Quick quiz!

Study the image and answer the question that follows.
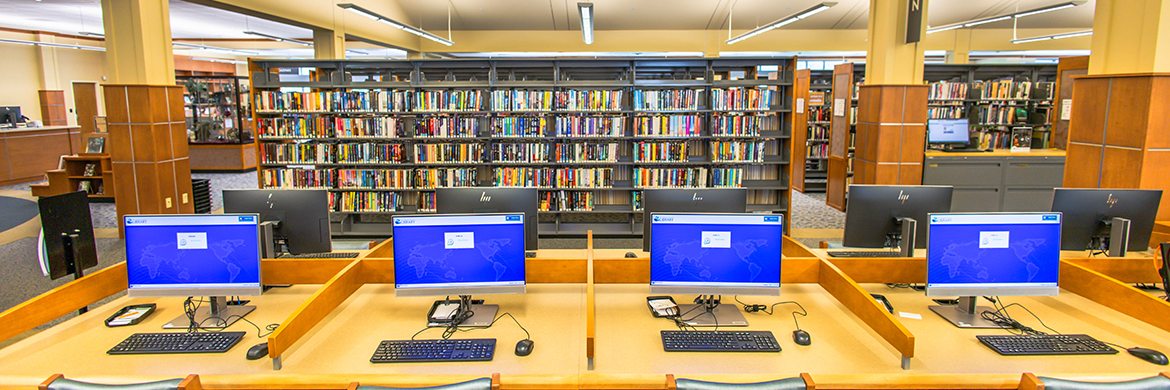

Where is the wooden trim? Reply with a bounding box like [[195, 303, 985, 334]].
[[665, 374, 676, 390], [366, 238, 395, 258], [784, 236, 819, 258], [1061, 257, 1162, 284], [1059, 260, 1170, 334], [817, 259, 915, 359], [346, 382, 359, 390], [1071, 72, 1170, 80], [491, 373, 501, 390], [179, 375, 203, 390], [261, 258, 358, 285], [1018, 373, 1043, 390], [38, 374, 63, 390], [800, 373, 815, 390], [586, 231, 596, 361], [822, 257, 926, 284], [268, 259, 365, 360], [0, 263, 127, 343]]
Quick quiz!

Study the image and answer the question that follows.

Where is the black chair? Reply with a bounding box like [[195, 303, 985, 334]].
[[351, 377, 495, 390], [1021, 373, 1170, 390], [668, 374, 810, 390], [39, 374, 198, 390]]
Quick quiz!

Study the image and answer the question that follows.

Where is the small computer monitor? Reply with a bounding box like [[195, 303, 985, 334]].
[[927, 118, 970, 144], [436, 188, 538, 251], [124, 214, 262, 329], [925, 212, 1061, 328], [642, 188, 748, 252], [0, 106, 21, 127], [222, 189, 331, 256], [37, 191, 98, 280], [1051, 188, 1163, 254], [843, 185, 953, 249]]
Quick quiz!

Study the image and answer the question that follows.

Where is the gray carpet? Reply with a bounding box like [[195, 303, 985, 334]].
[[0, 196, 38, 232]]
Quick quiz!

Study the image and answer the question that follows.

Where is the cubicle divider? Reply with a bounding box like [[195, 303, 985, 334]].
[[0, 262, 128, 343], [586, 232, 596, 370], [1059, 260, 1170, 333]]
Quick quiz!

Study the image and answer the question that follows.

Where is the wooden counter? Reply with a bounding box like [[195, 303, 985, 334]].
[[924, 149, 1066, 157], [189, 141, 257, 172], [0, 125, 81, 186]]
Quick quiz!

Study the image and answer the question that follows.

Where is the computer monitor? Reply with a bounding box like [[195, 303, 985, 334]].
[[649, 213, 783, 327], [1051, 188, 1163, 256], [124, 214, 262, 329], [222, 189, 331, 256], [0, 106, 21, 128], [925, 212, 1062, 328], [392, 213, 526, 327], [436, 188, 538, 253], [642, 188, 748, 252], [927, 118, 970, 145], [37, 191, 99, 280], [843, 185, 954, 253]]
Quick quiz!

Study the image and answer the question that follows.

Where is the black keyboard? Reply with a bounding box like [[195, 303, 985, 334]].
[[977, 334, 1119, 356], [661, 330, 781, 352], [107, 332, 245, 355], [370, 338, 496, 363], [938, 148, 989, 153], [278, 252, 361, 259], [827, 250, 903, 258]]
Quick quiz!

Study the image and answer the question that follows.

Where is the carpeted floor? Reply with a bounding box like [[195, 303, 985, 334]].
[[0, 196, 38, 232]]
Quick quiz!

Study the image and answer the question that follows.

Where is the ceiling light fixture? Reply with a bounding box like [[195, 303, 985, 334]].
[[346, 49, 370, 55], [0, 38, 105, 51], [1011, 30, 1092, 44], [78, 32, 105, 38], [926, 0, 1086, 34], [243, 31, 312, 46], [726, 2, 837, 45], [578, 3, 594, 45], [189, 57, 247, 65], [337, 3, 454, 46], [172, 42, 259, 55]]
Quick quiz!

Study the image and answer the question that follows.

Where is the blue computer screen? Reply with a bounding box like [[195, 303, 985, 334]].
[[649, 214, 782, 288], [392, 214, 526, 290], [124, 215, 262, 290], [927, 213, 1061, 290], [928, 118, 970, 143]]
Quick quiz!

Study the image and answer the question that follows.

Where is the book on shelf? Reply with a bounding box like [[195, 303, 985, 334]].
[[493, 167, 555, 188], [712, 114, 771, 136], [261, 143, 334, 164], [256, 90, 412, 113], [976, 78, 1032, 100], [634, 141, 688, 162], [633, 167, 708, 188], [418, 192, 437, 213], [338, 169, 415, 190], [259, 117, 403, 139], [414, 143, 483, 164], [807, 126, 829, 140], [416, 168, 478, 189], [414, 117, 479, 138], [633, 115, 700, 137], [492, 116, 547, 138], [555, 115, 624, 137], [554, 142, 618, 163], [632, 190, 643, 211], [330, 191, 401, 212], [807, 106, 831, 122], [337, 143, 410, 164], [928, 82, 969, 100], [540, 190, 596, 211], [555, 90, 622, 111], [711, 87, 774, 111], [555, 168, 613, 188], [491, 90, 553, 112], [807, 143, 829, 159], [711, 141, 764, 163], [493, 143, 549, 163], [633, 89, 702, 111], [262, 168, 335, 189], [928, 106, 965, 119]]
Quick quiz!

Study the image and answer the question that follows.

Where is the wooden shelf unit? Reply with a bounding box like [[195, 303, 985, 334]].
[[31, 154, 113, 200], [249, 58, 795, 237]]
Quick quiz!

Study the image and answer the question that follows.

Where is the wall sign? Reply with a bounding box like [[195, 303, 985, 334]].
[[906, 0, 924, 44]]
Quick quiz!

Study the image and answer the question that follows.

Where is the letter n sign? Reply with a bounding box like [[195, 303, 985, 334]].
[[906, 0, 924, 43]]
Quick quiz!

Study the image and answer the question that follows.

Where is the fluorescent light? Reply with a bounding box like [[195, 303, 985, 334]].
[[346, 49, 369, 55], [727, 2, 837, 45], [337, 3, 453, 46], [0, 38, 105, 51], [243, 31, 312, 46], [78, 32, 105, 37], [927, 1, 1086, 34], [578, 3, 594, 45], [173, 42, 258, 55], [189, 57, 246, 65], [1012, 30, 1092, 44]]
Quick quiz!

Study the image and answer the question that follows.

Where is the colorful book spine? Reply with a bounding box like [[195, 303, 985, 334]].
[[491, 90, 554, 111], [633, 89, 701, 111], [418, 192, 437, 212], [261, 168, 334, 189], [540, 190, 594, 211], [633, 115, 700, 137], [261, 143, 333, 164], [710, 168, 744, 188], [555, 168, 612, 188], [492, 117, 546, 138], [414, 143, 483, 163], [555, 115, 624, 137], [414, 117, 479, 138], [711, 141, 764, 162], [415, 168, 479, 188], [711, 87, 773, 111], [711, 114, 768, 136], [413, 90, 483, 112], [634, 141, 688, 162], [493, 167, 555, 188], [493, 143, 549, 163], [632, 167, 708, 188], [336, 169, 414, 189], [335, 143, 409, 164], [554, 142, 618, 162], [330, 191, 400, 212], [555, 90, 622, 111]]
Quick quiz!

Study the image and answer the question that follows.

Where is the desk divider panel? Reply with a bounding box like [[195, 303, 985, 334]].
[[820, 257, 926, 284], [0, 262, 128, 343], [816, 259, 916, 368], [267, 258, 366, 367], [783, 236, 820, 258], [1061, 257, 1162, 284], [1059, 260, 1170, 333], [586, 231, 596, 368]]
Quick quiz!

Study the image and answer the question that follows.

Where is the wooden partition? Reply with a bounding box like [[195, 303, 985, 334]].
[[0, 263, 127, 342], [792, 69, 811, 193], [586, 231, 596, 369], [825, 63, 855, 211]]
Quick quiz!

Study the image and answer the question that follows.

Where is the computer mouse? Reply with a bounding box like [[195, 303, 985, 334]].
[[624, 252, 638, 258], [1128, 347, 1169, 365], [792, 330, 811, 346], [515, 339, 534, 356], [246, 342, 269, 360]]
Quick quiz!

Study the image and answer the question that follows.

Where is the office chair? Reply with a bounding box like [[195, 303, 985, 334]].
[[1020, 373, 1170, 390], [351, 376, 497, 390], [668, 374, 811, 390], [39, 374, 199, 390]]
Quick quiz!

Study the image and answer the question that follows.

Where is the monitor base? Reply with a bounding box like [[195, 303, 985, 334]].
[[677, 304, 748, 327], [929, 305, 1005, 329], [163, 305, 256, 329], [427, 303, 499, 328]]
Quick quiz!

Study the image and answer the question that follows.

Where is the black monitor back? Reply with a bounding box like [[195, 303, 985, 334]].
[[642, 188, 748, 251], [1051, 188, 1162, 251], [436, 187, 539, 250], [222, 189, 332, 254], [843, 185, 953, 249], [38, 191, 98, 280], [0, 107, 20, 127]]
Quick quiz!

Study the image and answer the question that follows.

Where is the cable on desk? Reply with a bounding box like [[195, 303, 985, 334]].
[[181, 297, 280, 338], [410, 311, 532, 341], [735, 296, 808, 330], [979, 298, 1058, 336]]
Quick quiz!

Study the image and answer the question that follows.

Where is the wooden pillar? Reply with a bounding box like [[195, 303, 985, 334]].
[[792, 69, 811, 193], [314, 29, 346, 59], [826, 63, 856, 211], [37, 91, 67, 126], [1065, 0, 1170, 220]]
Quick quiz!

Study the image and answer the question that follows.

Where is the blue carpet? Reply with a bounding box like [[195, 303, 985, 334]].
[[0, 196, 38, 231]]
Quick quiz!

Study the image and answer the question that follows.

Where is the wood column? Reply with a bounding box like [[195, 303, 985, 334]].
[[853, 85, 928, 185], [72, 82, 99, 136], [38, 91, 67, 126], [792, 69, 810, 193], [826, 63, 856, 211], [314, 29, 345, 60]]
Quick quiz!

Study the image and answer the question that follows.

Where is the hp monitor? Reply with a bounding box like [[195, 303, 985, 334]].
[[37, 191, 98, 280], [436, 188, 538, 253], [927, 118, 970, 145], [649, 213, 783, 327], [843, 185, 953, 252], [1051, 188, 1162, 256], [0, 106, 21, 128], [925, 212, 1062, 328], [124, 214, 262, 329], [392, 213, 526, 327], [642, 189, 748, 252], [222, 189, 332, 256]]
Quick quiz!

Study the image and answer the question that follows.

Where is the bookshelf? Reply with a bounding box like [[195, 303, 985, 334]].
[[793, 69, 832, 193], [249, 58, 794, 237], [923, 64, 1058, 150], [825, 63, 862, 212]]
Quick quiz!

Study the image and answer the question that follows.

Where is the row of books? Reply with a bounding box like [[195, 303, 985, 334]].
[[336, 144, 410, 164], [255, 91, 410, 113], [338, 169, 415, 189], [261, 168, 334, 189], [415, 117, 479, 138], [711, 114, 772, 136], [555, 143, 619, 163], [633, 89, 702, 111], [412, 90, 484, 112], [807, 143, 829, 159], [711, 141, 765, 163], [258, 117, 403, 139], [634, 142, 688, 162], [633, 115, 701, 137], [632, 167, 708, 188], [928, 106, 966, 119], [261, 167, 480, 189], [558, 90, 623, 111], [976, 79, 1032, 100], [973, 130, 1012, 150], [710, 168, 745, 188], [491, 143, 623, 163], [540, 191, 596, 211], [807, 126, 829, 140], [711, 87, 774, 111], [490, 90, 554, 112], [416, 168, 479, 189], [928, 82, 969, 100], [494, 117, 547, 137], [415, 143, 484, 163], [554, 116, 624, 137], [808, 106, 831, 122], [975, 106, 1019, 125], [330, 191, 402, 212], [492, 167, 614, 188], [493, 143, 549, 163]]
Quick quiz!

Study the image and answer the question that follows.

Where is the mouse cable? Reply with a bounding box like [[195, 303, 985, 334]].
[[979, 299, 1058, 336], [734, 296, 808, 330], [668, 305, 705, 332]]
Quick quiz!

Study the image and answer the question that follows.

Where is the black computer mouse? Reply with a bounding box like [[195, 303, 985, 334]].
[[246, 342, 269, 360], [625, 252, 638, 258], [792, 330, 811, 346], [515, 339, 534, 356], [1128, 347, 1169, 365]]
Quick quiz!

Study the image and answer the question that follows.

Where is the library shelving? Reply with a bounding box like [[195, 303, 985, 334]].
[[793, 69, 832, 193], [923, 64, 1057, 150], [249, 58, 794, 237], [825, 63, 862, 212]]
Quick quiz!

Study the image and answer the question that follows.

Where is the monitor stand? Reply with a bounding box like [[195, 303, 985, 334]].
[[163, 296, 255, 329], [1100, 217, 1131, 257], [427, 296, 499, 328], [929, 296, 1006, 329], [677, 296, 748, 327]]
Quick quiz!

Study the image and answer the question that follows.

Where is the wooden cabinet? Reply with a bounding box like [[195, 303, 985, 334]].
[[30, 155, 113, 200]]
